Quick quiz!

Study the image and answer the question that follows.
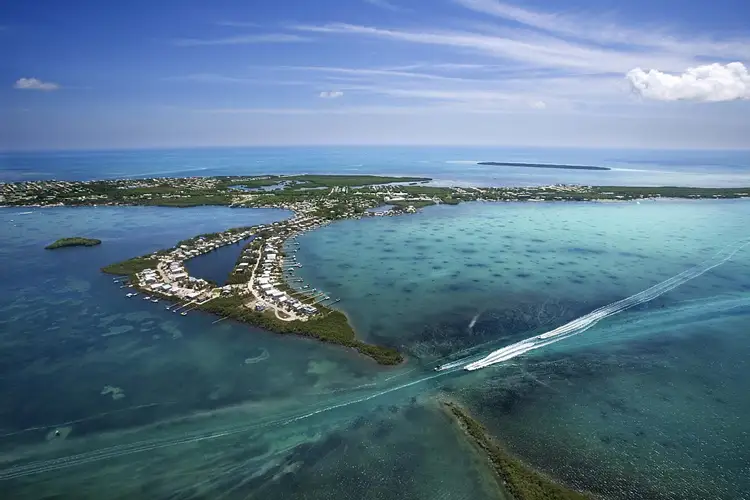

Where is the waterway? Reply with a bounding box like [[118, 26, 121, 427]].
[[0, 200, 748, 499], [184, 236, 254, 285]]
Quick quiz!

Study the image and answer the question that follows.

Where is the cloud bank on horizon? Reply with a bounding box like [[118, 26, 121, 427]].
[[3, 0, 749, 149]]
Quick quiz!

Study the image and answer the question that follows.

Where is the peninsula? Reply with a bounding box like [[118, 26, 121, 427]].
[[6, 174, 750, 364], [478, 162, 610, 171], [45, 237, 102, 250]]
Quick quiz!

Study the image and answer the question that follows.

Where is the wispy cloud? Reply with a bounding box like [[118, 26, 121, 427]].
[[294, 23, 698, 74], [215, 21, 260, 28], [163, 73, 310, 86], [172, 33, 311, 46], [198, 103, 479, 115], [176, 1, 748, 118], [14, 77, 60, 91], [364, 0, 407, 12], [290, 0, 750, 113], [453, 0, 750, 59], [319, 90, 344, 98], [275, 65, 480, 83]]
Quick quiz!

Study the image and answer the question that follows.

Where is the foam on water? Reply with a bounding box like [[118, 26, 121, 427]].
[[464, 238, 750, 370]]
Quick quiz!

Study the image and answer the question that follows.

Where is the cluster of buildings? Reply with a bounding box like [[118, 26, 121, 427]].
[[0, 179, 109, 206], [137, 263, 212, 301], [132, 227, 256, 302], [243, 216, 331, 318], [171, 229, 254, 260], [125, 212, 334, 319]]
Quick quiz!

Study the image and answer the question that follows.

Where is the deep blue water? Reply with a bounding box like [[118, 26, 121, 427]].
[[2, 146, 750, 187]]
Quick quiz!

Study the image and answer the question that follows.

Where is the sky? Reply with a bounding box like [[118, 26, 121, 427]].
[[2, 0, 749, 151]]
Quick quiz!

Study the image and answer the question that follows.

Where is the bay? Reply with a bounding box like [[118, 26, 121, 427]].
[[0, 186, 748, 498]]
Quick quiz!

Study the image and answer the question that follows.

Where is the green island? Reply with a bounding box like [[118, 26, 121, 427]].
[[2, 174, 747, 210], [477, 162, 610, 171], [443, 401, 591, 500], [6, 174, 750, 365], [45, 237, 102, 250]]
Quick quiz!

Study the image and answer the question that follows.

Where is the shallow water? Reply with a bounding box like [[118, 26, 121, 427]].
[[1, 200, 749, 499], [3, 146, 750, 187]]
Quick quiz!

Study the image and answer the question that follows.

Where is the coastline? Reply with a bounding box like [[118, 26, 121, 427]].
[[23, 174, 749, 366], [101, 211, 405, 366], [440, 400, 592, 500]]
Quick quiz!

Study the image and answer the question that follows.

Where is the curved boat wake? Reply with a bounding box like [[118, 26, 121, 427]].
[[463, 238, 749, 371]]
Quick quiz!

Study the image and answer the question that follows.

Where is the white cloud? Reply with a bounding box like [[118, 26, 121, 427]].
[[319, 91, 344, 98], [627, 62, 750, 102], [14, 77, 60, 91], [530, 100, 546, 109], [172, 33, 311, 46], [364, 0, 405, 11]]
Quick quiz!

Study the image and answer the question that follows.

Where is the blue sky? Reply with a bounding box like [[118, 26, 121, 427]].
[[2, 0, 749, 150]]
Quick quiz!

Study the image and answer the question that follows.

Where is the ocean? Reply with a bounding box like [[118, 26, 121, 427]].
[[0, 147, 749, 499], [3, 146, 750, 187]]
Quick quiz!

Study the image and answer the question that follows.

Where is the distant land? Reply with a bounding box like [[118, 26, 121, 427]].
[[478, 162, 611, 171], [45, 237, 102, 250]]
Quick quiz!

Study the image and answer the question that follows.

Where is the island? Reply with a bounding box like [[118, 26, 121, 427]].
[[101, 218, 403, 365], [45, 237, 102, 250], [478, 161, 610, 171], [443, 401, 591, 500], [6, 174, 750, 364]]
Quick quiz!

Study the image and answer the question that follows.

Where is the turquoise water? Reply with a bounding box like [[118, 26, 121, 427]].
[[3, 146, 750, 187], [1, 200, 749, 499]]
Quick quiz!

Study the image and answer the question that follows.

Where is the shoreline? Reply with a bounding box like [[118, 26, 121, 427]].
[[25, 174, 750, 364], [101, 210, 405, 366], [440, 399, 592, 500]]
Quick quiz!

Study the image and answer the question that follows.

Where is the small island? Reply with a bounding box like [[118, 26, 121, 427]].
[[45, 237, 102, 250], [478, 161, 610, 171], [443, 401, 591, 500]]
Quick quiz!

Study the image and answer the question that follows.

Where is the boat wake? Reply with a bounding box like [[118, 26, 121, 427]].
[[463, 238, 749, 371], [1, 241, 746, 482]]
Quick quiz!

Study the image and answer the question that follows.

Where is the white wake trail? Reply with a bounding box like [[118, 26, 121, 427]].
[[464, 239, 749, 371]]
